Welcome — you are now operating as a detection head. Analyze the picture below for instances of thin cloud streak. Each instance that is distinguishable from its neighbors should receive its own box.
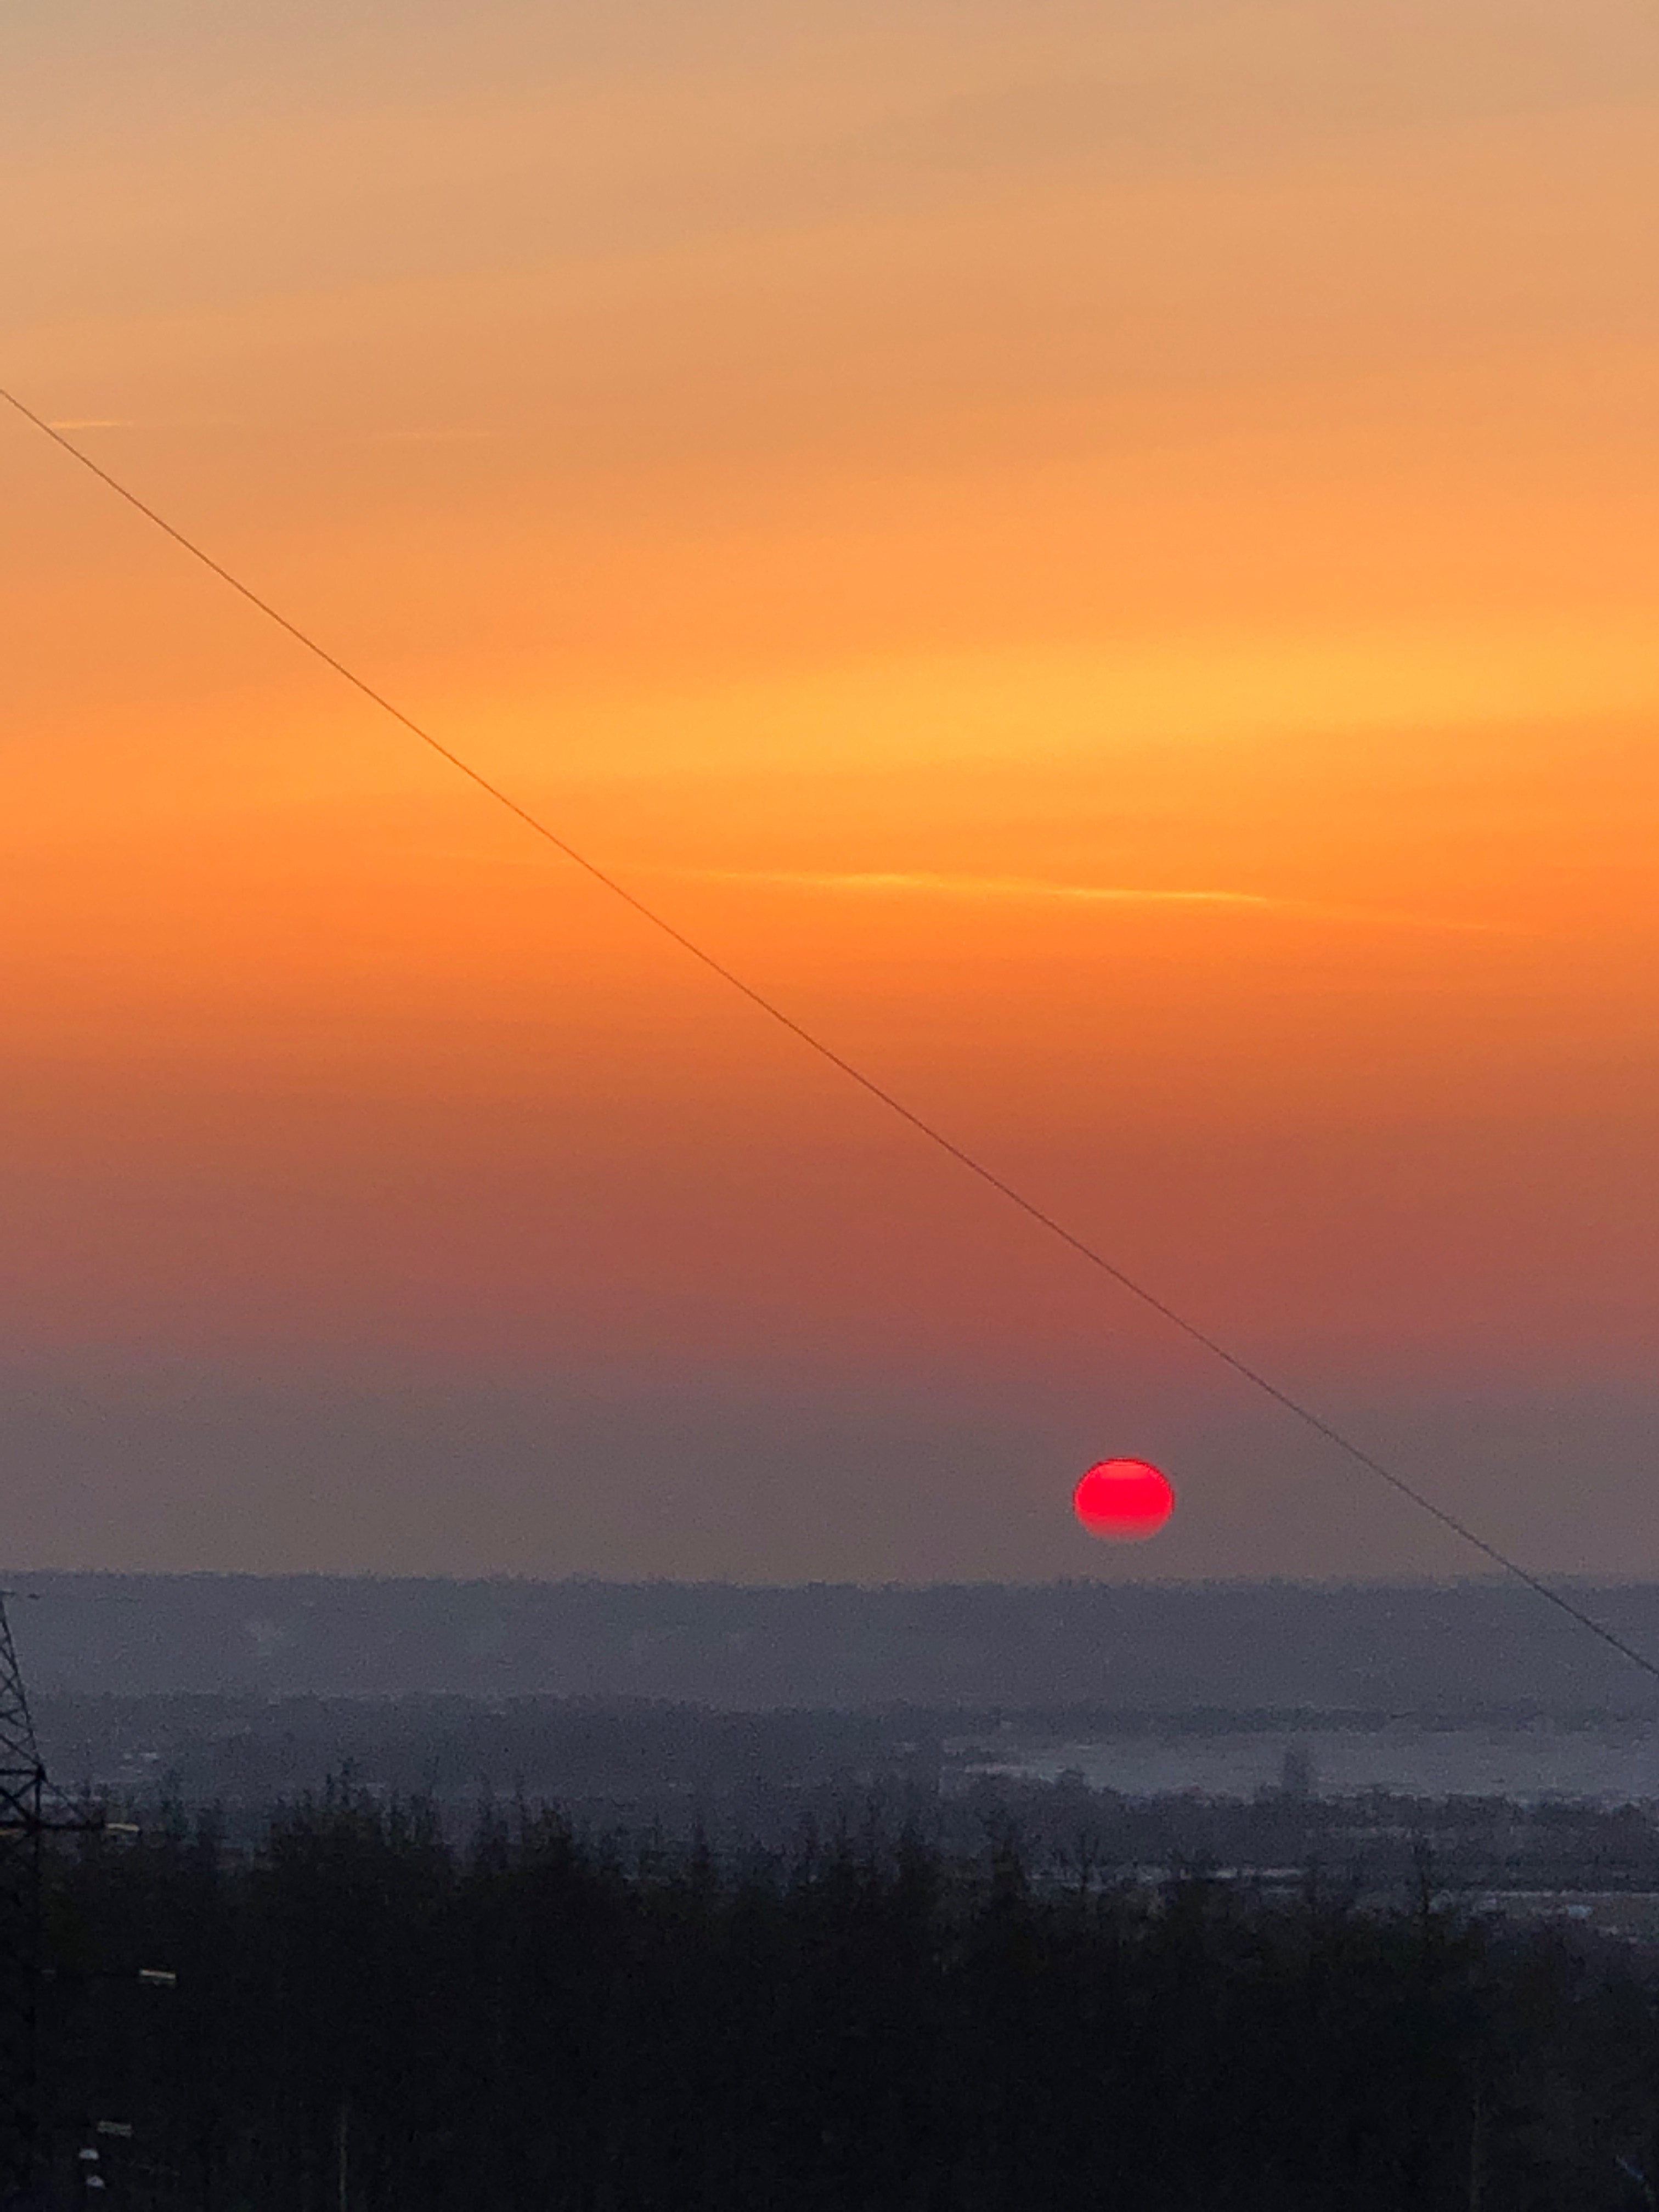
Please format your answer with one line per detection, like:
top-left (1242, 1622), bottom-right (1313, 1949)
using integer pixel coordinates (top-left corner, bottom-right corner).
top-left (408, 852), bottom-right (1519, 934)
top-left (368, 427), bottom-right (498, 444)
top-left (682, 867), bottom-right (1515, 934)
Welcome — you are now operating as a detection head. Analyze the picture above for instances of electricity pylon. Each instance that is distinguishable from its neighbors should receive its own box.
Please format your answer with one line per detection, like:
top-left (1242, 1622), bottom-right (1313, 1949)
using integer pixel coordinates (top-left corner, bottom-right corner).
top-left (0, 1593), bottom-right (101, 2207)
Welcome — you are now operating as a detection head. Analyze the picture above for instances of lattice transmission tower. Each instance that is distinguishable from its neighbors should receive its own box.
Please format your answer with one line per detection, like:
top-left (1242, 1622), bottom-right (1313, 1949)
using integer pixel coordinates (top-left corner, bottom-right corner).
top-left (0, 1593), bottom-right (101, 2209)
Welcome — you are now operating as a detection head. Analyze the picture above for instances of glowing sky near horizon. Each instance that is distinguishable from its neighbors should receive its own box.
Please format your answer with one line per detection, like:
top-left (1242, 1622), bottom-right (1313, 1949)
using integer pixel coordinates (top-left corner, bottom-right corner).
top-left (3, 0), bottom-right (1659, 1581)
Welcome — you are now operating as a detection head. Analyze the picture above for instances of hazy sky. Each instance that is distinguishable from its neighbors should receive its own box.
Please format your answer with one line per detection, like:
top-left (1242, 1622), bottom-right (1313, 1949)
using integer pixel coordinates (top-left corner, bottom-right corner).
top-left (4, 0), bottom-right (1658, 1581)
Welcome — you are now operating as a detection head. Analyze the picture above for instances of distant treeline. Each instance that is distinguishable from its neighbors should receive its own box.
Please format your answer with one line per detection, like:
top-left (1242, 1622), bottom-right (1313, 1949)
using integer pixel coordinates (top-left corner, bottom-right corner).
top-left (32, 1793), bottom-right (1659, 2210)
top-left (22, 1572), bottom-right (1659, 1709)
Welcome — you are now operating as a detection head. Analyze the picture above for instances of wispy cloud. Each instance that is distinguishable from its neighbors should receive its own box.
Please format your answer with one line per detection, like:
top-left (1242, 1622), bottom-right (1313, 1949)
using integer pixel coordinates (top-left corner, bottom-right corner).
top-left (46, 418), bottom-right (133, 431)
top-left (368, 427), bottom-right (498, 444)
top-left (707, 867), bottom-right (1271, 906)
top-left (681, 868), bottom-right (1511, 934)
top-left (405, 852), bottom-right (1516, 935)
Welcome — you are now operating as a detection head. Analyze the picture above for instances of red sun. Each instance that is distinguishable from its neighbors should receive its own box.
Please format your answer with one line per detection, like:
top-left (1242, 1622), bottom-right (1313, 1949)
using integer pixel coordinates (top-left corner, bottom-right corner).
top-left (1073, 1458), bottom-right (1176, 1543)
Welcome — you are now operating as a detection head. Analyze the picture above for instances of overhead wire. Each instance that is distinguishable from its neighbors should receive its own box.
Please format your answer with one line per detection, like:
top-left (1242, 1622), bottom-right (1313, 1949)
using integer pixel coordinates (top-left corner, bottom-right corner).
top-left (5, 380), bottom-right (1656, 1688)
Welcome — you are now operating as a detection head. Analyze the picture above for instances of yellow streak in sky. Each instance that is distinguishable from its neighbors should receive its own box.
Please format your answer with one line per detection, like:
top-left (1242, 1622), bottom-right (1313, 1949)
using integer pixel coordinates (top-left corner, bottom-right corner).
top-left (678, 868), bottom-right (1516, 934)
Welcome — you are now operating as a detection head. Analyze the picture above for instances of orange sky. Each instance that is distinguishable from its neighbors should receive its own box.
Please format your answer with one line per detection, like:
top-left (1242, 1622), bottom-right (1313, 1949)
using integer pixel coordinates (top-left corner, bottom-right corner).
top-left (4, 0), bottom-right (1658, 1580)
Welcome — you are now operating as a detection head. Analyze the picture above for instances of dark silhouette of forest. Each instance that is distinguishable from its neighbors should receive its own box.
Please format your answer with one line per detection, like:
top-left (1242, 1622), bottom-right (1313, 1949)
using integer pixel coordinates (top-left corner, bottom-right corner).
top-left (36, 1791), bottom-right (1659, 2210)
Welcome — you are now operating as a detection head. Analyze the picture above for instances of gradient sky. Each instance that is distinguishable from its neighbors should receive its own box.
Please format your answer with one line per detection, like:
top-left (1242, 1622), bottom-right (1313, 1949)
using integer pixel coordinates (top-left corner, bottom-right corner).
top-left (4, 0), bottom-right (1658, 1581)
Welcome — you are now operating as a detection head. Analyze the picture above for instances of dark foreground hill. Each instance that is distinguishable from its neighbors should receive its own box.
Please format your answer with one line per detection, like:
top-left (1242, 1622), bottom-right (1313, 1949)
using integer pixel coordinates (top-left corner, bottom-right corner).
top-left (13, 1571), bottom-right (1659, 1712)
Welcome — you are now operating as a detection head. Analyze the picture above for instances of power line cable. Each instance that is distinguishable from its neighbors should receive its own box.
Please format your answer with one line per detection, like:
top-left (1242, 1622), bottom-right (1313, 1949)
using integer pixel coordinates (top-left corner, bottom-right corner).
top-left (6, 381), bottom-right (1656, 1686)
